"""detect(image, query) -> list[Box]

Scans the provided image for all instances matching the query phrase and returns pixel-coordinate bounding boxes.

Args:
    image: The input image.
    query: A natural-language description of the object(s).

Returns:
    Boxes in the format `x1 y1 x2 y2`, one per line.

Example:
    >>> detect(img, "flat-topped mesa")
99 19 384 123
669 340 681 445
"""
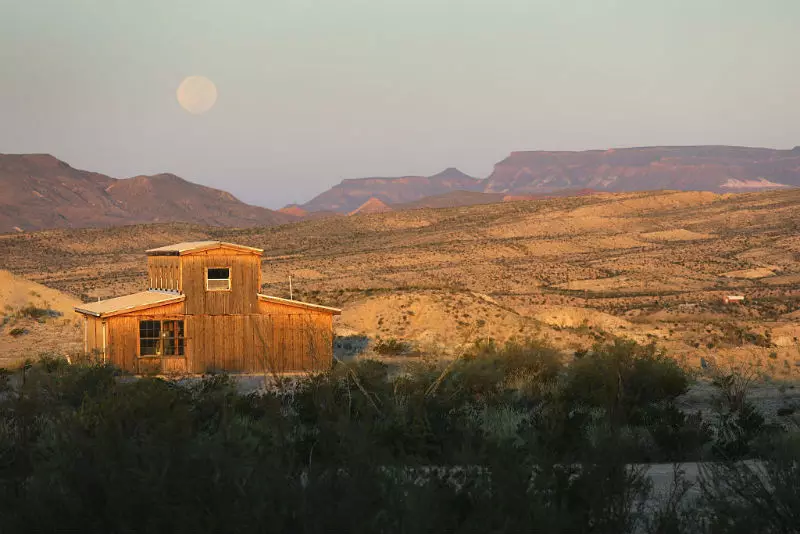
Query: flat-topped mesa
486 146 800 194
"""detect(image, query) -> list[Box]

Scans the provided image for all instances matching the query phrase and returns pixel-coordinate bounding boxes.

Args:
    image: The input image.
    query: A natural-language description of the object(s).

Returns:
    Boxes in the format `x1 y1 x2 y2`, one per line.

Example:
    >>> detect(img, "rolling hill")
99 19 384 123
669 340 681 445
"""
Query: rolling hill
0 154 297 233
3 188 800 373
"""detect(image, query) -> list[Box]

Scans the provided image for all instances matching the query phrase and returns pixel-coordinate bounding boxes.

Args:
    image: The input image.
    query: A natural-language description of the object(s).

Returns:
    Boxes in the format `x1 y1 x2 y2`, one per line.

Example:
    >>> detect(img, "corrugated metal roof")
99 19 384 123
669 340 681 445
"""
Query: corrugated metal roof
258 294 342 315
74 290 184 318
146 241 263 256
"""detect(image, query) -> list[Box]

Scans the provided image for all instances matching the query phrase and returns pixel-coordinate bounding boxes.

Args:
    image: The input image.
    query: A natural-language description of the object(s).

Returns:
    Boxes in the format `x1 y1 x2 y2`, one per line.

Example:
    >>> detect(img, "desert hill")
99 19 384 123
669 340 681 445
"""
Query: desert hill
300 167 482 213
3 188 800 374
394 191 506 210
279 205 309 217
0 154 297 233
348 197 393 216
0 269 82 365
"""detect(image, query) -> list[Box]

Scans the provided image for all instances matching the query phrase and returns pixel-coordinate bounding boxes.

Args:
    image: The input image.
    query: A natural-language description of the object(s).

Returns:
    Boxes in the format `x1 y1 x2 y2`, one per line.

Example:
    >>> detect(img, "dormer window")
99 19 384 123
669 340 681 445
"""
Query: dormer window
206 267 231 291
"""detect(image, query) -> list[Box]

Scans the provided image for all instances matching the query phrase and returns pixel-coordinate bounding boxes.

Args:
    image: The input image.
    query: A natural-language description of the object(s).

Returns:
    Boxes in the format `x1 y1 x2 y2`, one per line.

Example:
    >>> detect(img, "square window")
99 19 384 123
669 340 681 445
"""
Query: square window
139 320 185 357
206 267 231 291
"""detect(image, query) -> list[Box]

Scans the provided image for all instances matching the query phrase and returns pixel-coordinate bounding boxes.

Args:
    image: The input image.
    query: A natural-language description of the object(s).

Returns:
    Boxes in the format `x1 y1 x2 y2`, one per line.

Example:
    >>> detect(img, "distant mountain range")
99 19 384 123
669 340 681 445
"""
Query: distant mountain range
300 167 483 214
298 146 800 213
3 146 799 233
0 154 295 233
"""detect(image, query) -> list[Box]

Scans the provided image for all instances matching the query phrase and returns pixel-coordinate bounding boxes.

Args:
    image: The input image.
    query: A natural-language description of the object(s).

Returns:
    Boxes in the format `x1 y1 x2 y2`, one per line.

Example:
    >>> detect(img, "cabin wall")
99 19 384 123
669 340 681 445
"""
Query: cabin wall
94 305 333 374
180 250 260 315
186 312 333 374
84 316 104 357
147 256 181 291
105 302 187 374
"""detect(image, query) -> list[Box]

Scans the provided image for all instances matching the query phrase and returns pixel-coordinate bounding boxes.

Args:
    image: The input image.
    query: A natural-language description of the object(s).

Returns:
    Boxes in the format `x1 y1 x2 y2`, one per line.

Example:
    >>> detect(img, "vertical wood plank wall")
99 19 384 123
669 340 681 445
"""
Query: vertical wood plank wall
85 316 103 356
90 301 334 374
103 302 187 373
181 250 260 315
147 257 181 291
84 247 334 374
186 312 333 374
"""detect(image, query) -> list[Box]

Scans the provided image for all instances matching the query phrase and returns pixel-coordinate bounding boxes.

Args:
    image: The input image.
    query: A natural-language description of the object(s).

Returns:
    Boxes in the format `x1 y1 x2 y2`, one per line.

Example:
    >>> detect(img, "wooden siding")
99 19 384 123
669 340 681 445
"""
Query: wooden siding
84 316 104 357
97 301 187 373
147 256 181 291
90 300 331 374
181 252 260 315
187 313 332 374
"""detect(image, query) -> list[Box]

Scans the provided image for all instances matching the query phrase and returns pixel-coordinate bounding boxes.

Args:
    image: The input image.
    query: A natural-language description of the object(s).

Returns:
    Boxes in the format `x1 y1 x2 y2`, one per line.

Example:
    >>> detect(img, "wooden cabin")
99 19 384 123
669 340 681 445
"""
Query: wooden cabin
74 241 341 374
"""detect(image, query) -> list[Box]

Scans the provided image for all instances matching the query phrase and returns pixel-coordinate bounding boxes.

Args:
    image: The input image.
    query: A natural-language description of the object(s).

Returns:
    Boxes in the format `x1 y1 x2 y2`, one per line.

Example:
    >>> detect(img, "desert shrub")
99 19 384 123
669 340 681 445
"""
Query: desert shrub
697 434 800 533
374 338 412 355
17 304 61 321
0 343 791 532
8 327 26 337
715 323 772 348
447 337 563 401
562 339 689 427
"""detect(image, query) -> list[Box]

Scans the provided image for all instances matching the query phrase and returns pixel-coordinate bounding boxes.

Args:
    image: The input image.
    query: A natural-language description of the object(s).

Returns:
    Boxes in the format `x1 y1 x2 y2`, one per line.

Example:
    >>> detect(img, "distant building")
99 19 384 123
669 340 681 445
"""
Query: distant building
74 241 340 374
723 295 745 304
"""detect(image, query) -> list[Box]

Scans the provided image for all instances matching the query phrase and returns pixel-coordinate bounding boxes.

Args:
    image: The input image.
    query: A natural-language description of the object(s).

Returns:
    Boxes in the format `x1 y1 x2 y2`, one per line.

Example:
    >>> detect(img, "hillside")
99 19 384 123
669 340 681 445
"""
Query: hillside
300 167 482 213
3 188 800 374
349 197 393 216
0 269 82 365
394 191 506 210
0 154 296 232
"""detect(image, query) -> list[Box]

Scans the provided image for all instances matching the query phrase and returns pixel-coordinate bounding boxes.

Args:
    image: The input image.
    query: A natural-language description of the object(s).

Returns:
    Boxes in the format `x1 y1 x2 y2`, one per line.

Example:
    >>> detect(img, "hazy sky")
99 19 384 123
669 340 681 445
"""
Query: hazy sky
2 0 798 208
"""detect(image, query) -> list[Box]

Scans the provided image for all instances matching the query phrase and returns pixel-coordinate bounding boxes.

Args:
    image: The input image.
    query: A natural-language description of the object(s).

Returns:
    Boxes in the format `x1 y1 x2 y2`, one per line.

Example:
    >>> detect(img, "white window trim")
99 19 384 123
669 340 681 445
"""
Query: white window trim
206 266 232 291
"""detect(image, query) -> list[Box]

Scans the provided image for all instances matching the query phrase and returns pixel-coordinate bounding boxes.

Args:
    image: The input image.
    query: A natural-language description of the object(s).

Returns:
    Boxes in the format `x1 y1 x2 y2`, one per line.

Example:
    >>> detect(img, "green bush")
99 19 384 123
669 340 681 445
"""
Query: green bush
698 434 800 533
0 342 792 532
562 339 689 427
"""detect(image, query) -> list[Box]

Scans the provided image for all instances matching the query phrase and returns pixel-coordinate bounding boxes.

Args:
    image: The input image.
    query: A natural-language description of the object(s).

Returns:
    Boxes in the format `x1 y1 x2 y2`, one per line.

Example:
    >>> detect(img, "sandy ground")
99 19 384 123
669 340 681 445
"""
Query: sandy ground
0 269 83 367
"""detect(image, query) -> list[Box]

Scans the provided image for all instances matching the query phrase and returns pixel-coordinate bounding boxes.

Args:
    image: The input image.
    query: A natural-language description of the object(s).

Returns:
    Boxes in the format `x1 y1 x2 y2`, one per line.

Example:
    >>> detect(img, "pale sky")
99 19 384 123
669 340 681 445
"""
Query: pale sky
1 0 798 208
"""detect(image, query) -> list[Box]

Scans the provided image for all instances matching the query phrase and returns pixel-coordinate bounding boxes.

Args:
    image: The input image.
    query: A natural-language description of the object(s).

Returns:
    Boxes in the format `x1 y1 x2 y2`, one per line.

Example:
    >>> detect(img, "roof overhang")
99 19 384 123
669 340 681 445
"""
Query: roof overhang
258 294 342 315
146 241 263 256
74 291 185 318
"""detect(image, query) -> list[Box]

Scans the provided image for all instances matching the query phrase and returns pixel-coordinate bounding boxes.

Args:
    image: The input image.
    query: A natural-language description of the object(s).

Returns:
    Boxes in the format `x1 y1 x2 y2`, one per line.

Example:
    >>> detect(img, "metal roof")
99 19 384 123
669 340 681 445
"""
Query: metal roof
258 294 342 315
74 290 185 318
146 241 263 256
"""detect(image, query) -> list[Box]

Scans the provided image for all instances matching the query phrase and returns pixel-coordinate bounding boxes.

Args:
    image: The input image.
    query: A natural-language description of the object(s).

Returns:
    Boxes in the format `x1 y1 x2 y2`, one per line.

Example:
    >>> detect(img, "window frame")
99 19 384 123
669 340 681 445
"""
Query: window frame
137 318 186 359
205 266 232 292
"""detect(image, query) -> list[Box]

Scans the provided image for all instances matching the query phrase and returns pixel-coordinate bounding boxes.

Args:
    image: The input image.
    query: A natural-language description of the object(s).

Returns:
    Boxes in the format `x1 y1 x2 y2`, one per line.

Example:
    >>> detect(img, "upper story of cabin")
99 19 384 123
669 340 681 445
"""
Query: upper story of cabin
145 241 263 315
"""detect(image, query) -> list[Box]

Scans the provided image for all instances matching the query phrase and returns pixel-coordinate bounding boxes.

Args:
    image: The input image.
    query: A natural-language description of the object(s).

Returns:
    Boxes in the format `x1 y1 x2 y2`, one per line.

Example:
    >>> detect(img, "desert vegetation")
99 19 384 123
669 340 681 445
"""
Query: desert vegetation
1 337 798 532
2 189 800 375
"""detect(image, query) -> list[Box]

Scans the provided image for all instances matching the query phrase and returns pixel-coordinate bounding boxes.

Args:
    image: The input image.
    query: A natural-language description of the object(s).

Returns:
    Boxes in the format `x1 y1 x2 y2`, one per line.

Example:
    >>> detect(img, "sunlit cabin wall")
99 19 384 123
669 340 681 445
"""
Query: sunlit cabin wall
187 310 334 374
84 316 104 358
104 301 187 374
179 249 261 315
147 256 182 292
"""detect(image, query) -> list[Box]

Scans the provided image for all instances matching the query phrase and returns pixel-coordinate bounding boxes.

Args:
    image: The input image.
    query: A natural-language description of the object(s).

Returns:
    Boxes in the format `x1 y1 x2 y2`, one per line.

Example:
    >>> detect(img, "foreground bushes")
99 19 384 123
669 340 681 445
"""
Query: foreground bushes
0 339 796 533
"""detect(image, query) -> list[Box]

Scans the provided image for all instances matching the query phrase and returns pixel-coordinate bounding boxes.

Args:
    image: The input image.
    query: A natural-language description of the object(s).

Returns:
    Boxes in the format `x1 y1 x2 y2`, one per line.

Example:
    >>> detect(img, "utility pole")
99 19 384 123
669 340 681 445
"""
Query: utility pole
289 273 293 300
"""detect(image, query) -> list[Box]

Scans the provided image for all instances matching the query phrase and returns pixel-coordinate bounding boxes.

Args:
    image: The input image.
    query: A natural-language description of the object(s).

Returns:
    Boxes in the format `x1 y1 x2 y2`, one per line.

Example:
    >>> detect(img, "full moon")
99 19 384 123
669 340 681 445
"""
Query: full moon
176 76 218 114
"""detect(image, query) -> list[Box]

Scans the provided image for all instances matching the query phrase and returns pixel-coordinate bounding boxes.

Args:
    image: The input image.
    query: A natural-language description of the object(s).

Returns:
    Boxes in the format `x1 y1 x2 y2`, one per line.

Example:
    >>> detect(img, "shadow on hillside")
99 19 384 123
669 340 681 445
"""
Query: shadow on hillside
334 335 370 361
